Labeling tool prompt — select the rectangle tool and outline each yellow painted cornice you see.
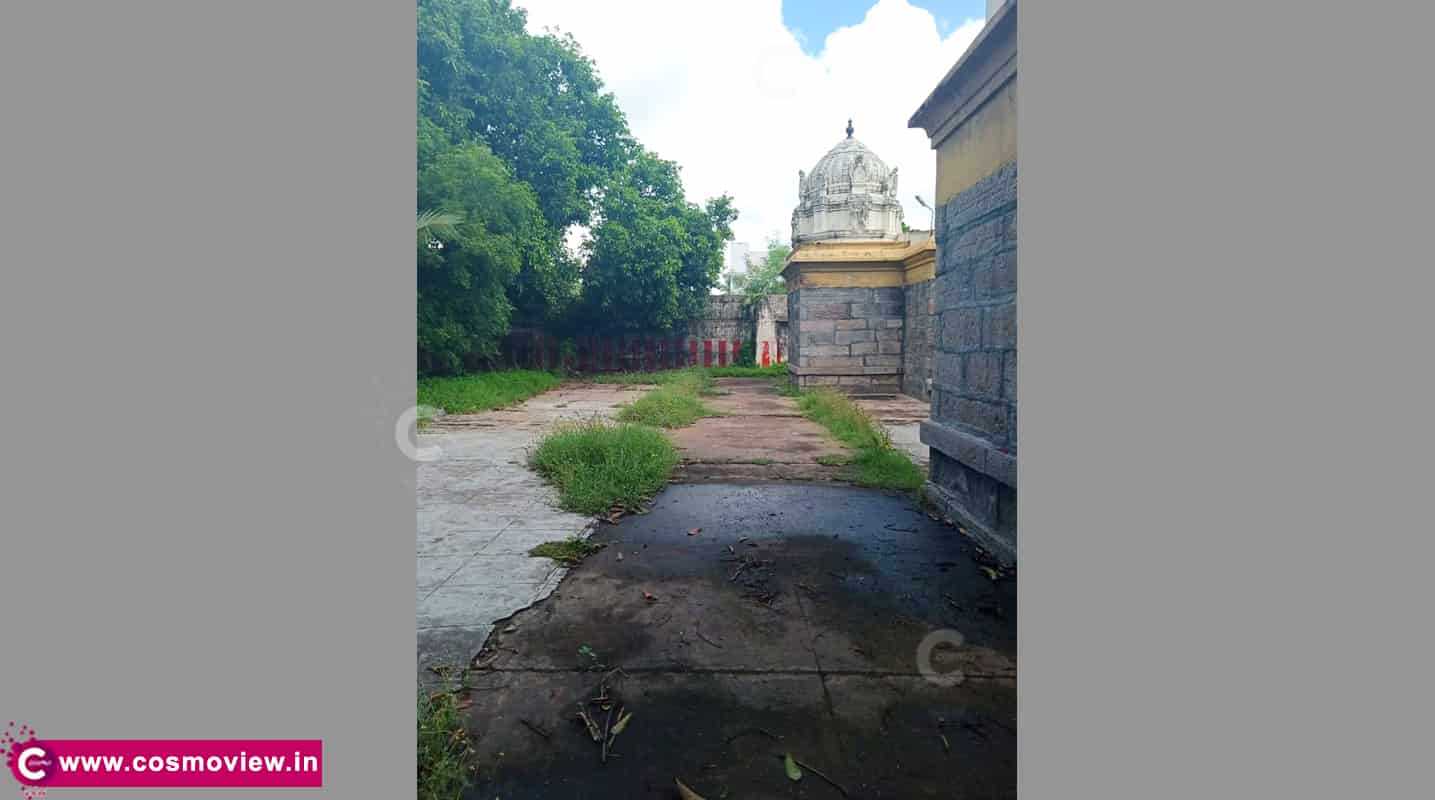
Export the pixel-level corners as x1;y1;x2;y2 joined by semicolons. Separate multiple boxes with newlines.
781;235;936;288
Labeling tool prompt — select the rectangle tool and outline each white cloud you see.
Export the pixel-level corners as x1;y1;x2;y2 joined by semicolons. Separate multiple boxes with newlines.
515;0;983;247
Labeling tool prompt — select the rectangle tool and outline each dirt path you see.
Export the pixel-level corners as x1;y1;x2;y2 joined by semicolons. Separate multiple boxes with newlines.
455;482;1016;799
670;378;852;482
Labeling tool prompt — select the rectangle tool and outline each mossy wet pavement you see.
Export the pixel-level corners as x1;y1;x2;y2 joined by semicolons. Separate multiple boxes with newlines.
454;482;1016;799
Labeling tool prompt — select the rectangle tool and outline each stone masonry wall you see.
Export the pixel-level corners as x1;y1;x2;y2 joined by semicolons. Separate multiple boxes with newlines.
902;277;935;400
789;286;905;394
921;161;1016;558
503;294;787;372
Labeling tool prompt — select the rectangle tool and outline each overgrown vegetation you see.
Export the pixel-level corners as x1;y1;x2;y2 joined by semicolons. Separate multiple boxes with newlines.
617;370;718;428
418;0;736;375
417;686;475;800
798;389;925;491
529;421;678;514
730;234;791;304
589;369;696;386
529;536;605;566
417;369;562;414
707;363;787;378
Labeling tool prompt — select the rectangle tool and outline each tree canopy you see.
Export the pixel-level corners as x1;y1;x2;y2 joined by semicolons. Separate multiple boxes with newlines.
417;0;735;373
733;234;792;304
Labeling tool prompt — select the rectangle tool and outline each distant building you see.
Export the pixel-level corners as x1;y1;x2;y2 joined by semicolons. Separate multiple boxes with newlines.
726;242;751;275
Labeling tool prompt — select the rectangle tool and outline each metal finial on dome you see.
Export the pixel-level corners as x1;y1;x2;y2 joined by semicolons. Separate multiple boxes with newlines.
846;119;854;138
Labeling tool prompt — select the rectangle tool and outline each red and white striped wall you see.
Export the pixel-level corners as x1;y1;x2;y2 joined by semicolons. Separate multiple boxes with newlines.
516;332;785;373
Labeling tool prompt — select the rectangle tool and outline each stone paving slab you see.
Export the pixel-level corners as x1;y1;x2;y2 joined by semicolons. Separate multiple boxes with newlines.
417;383;642;677
454;482;1017;799
668;378;849;482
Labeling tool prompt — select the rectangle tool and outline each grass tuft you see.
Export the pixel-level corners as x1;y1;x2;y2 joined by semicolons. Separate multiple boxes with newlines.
418;370;562;415
798;389;925;492
616;370;718;428
798;389;890;451
529;421;679;515
417;687;474;800
529;536;605;565
850;447;926;491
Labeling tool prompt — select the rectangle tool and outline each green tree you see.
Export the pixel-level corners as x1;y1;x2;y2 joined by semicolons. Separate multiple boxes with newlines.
734;234;791;303
418;143;549;374
580;151;737;330
416;0;739;371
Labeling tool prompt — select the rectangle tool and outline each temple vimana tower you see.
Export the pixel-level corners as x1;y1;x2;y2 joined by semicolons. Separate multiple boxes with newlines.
782;121;936;397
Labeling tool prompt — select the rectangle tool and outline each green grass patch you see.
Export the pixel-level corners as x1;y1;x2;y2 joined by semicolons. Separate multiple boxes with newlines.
798;389;890;451
815;453;853;467
706;363;789;378
616;370;718;428
588;367;704;386
417;369;562;414
850;447;926;491
529;421;679;515
798;388;925;492
529;536;605;566
417;687;474;800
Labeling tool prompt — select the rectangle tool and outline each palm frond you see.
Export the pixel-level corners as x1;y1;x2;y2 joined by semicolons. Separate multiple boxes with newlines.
416;209;462;234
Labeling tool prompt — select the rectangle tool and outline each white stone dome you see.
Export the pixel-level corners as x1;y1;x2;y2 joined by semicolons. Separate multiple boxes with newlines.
792;121;905;246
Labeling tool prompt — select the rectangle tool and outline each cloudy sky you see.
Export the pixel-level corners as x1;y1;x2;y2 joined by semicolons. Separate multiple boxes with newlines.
514;0;987;257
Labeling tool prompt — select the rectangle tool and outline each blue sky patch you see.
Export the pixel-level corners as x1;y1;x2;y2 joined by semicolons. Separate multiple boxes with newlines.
782;0;986;54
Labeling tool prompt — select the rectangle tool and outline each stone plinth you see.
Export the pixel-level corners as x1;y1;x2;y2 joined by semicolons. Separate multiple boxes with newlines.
781;237;935;395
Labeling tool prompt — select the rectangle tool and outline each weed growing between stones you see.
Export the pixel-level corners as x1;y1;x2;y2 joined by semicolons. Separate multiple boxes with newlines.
417;683;475;800
798;389;925;492
529;421;679;515
529;536;605;565
616;370;718;428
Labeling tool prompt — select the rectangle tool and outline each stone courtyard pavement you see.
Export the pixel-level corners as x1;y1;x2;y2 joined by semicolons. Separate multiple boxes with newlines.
417;379;934;678
417;383;650;676
455;482;1015;799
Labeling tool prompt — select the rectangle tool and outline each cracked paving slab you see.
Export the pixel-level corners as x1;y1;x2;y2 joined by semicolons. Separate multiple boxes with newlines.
416;382;652;677
454;482;1016;799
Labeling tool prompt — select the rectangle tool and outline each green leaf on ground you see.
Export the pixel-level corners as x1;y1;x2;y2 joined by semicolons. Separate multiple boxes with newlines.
784;753;803;782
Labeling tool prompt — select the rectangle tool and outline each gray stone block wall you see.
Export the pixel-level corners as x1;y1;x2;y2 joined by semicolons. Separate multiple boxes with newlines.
921;161;1016;561
788;286;905;394
901;277;935;400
